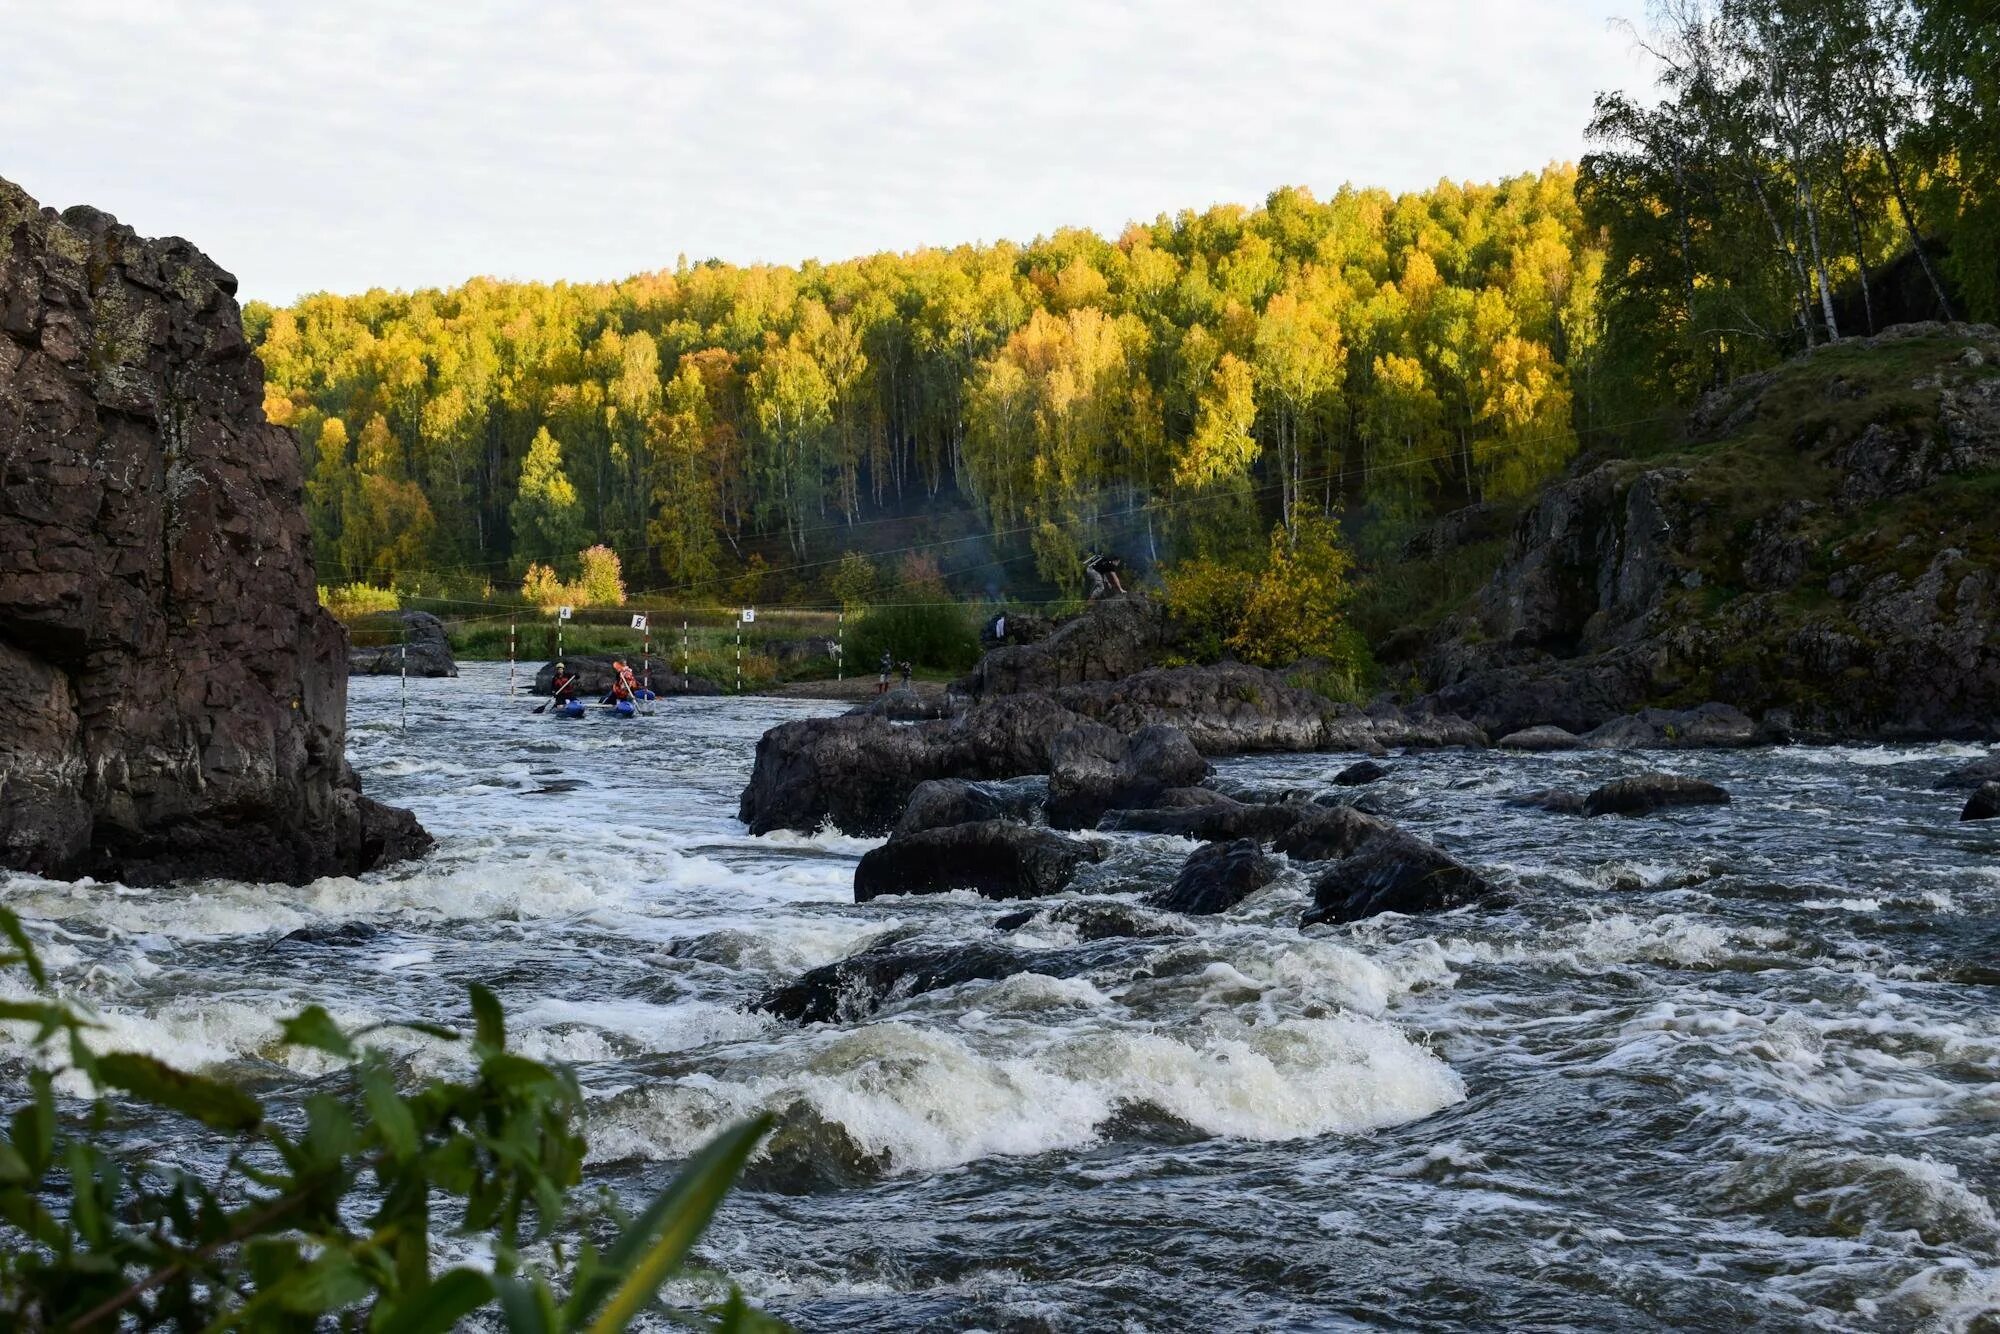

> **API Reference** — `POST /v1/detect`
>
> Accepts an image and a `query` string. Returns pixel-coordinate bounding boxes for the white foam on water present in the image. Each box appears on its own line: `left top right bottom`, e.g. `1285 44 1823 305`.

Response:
589 1012 1463 1174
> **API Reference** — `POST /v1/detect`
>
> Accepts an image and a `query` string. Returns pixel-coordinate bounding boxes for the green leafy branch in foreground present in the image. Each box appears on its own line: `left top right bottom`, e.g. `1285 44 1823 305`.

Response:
0 906 779 1332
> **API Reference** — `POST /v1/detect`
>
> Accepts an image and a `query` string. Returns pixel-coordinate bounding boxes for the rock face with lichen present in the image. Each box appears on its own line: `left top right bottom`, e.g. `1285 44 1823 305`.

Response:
0 178 429 884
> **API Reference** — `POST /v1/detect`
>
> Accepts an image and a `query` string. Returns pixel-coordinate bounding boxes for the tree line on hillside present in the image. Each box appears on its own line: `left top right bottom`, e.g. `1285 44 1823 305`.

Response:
249 169 1600 602
1583 0 1999 402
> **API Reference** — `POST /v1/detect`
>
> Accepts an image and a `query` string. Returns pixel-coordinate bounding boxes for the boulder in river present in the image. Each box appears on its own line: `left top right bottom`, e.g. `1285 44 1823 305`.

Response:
992 899 1194 940
895 778 1043 836
952 596 1178 699
1333 759 1390 785
1046 723 1208 829
1582 773 1732 817
1962 782 2000 822
1581 703 1757 750
1146 838 1279 915
853 821 1107 902
1272 804 1391 863
848 686 951 721
1505 788 1588 815
1303 830 1494 925
347 610 457 677
0 177 427 884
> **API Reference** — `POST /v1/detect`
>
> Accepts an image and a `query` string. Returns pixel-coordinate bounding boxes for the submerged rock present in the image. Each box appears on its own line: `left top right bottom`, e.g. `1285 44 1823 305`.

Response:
1304 831 1494 926
0 177 428 884
1497 725 1582 752
1146 839 1279 915
1963 782 2000 822
753 936 1115 1023
348 610 458 678
1333 759 1390 785
1938 755 2000 790
1096 796 1306 843
853 821 1106 902
1505 788 1588 815
1582 773 1732 817
279 921 383 947
992 899 1194 940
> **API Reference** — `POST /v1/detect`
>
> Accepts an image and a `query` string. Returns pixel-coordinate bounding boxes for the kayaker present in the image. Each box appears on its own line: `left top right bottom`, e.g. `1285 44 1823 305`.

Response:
550 662 579 704
607 659 637 703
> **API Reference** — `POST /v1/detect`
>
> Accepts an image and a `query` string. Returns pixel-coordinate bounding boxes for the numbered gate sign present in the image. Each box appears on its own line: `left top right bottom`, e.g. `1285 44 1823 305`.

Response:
630 613 649 631
556 605 574 621
740 608 756 624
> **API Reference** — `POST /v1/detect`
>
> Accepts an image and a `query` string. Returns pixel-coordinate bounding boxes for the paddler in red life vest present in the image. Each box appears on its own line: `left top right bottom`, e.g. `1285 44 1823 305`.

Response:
550 663 579 704
607 659 638 703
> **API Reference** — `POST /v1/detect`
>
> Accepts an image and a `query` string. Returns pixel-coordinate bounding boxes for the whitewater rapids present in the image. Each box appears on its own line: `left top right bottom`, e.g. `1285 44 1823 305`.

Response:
4 662 1998 1330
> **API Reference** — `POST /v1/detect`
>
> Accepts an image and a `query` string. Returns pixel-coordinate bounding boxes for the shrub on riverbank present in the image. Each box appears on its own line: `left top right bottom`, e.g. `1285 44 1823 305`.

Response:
0 908 779 1331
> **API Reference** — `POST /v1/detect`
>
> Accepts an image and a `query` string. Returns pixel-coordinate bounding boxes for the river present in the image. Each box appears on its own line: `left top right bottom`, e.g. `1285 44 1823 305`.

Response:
4 662 1998 1331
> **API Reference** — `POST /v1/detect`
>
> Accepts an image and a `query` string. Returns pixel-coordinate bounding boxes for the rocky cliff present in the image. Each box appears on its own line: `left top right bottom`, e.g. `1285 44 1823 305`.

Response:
1422 324 2000 739
0 179 429 884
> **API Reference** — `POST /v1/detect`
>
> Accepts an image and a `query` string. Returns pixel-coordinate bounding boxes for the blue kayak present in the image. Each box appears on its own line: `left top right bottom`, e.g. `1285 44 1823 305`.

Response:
611 698 636 718
552 698 586 719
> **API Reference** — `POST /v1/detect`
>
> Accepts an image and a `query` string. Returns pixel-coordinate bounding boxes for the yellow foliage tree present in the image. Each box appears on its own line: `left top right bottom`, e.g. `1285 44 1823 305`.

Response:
1229 515 1361 672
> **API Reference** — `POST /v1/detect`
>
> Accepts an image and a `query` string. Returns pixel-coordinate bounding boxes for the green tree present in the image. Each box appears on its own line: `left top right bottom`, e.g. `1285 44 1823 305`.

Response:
512 427 589 572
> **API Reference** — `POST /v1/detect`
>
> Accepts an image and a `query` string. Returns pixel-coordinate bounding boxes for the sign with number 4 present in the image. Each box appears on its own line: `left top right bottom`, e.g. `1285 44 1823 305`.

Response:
557 605 573 621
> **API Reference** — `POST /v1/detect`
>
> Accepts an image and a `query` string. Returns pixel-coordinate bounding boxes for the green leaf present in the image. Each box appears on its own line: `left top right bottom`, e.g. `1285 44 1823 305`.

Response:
0 907 46 986
494 1275 558 1334
373 1267 495 1334
360 1061 420 1161
94 1052 264 1133
279 1005 355 1060
577 1114 771 1334
470 984 505 1053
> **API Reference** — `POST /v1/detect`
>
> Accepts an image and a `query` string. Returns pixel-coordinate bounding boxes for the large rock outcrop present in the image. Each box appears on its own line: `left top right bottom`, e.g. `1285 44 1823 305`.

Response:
0 180 428 884
347 610 457 678
1421 325 2000 739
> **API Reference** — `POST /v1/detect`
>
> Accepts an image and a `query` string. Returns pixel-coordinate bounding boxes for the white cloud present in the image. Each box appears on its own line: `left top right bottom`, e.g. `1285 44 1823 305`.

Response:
0 0 1657 302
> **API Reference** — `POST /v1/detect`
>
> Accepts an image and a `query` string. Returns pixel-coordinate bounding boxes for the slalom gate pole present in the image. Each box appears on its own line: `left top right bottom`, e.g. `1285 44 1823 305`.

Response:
399 639 407 731
681 620 689 679
507 620 516 698
556 613 563 665
643 621 653 713
735 619 742 695
838 610 844 682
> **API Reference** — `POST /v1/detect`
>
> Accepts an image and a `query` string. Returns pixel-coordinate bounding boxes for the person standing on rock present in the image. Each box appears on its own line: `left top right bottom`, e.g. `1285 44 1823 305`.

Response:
899 660 913 688
1083 552 1125 600
878 651 894 695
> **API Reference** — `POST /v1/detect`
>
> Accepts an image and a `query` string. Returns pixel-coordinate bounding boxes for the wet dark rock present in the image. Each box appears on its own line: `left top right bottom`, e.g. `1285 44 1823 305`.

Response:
1582 773 1732 818
739 694 1084 836
526 778 588 795
280 921 383 947
895 778 1043 836
1055 662 1339 754
1962 782 2000 822
1333 759 1390 785
1581 704 1756 750
1497 725 1582 752
1046 723 1208 829
531 657 720 698
1146 839 1279 915
0 178 428 884
1096 796 1307 842
752 934 1120 1023
1505 788 1588 815
952 597 1178 700
993 899 1193 940
1938 755 2000 790
348 611 457 678
1303 831 1494 925
1272 804 1392 863
853 821 1106 902
848 686 950 721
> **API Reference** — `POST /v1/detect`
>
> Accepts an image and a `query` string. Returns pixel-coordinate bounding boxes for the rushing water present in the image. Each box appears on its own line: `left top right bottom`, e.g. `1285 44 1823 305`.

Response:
4 661 1999 1330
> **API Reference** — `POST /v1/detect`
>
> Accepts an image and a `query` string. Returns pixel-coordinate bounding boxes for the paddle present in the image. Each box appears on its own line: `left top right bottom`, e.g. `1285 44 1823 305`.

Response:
534 673 577 715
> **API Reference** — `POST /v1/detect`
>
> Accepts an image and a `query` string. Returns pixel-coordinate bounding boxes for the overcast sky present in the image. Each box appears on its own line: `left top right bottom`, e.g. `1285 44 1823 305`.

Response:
1 1 1656 305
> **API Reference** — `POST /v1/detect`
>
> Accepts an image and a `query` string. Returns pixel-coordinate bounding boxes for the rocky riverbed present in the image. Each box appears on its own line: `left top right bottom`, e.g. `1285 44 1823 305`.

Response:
4 662 1997 1329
